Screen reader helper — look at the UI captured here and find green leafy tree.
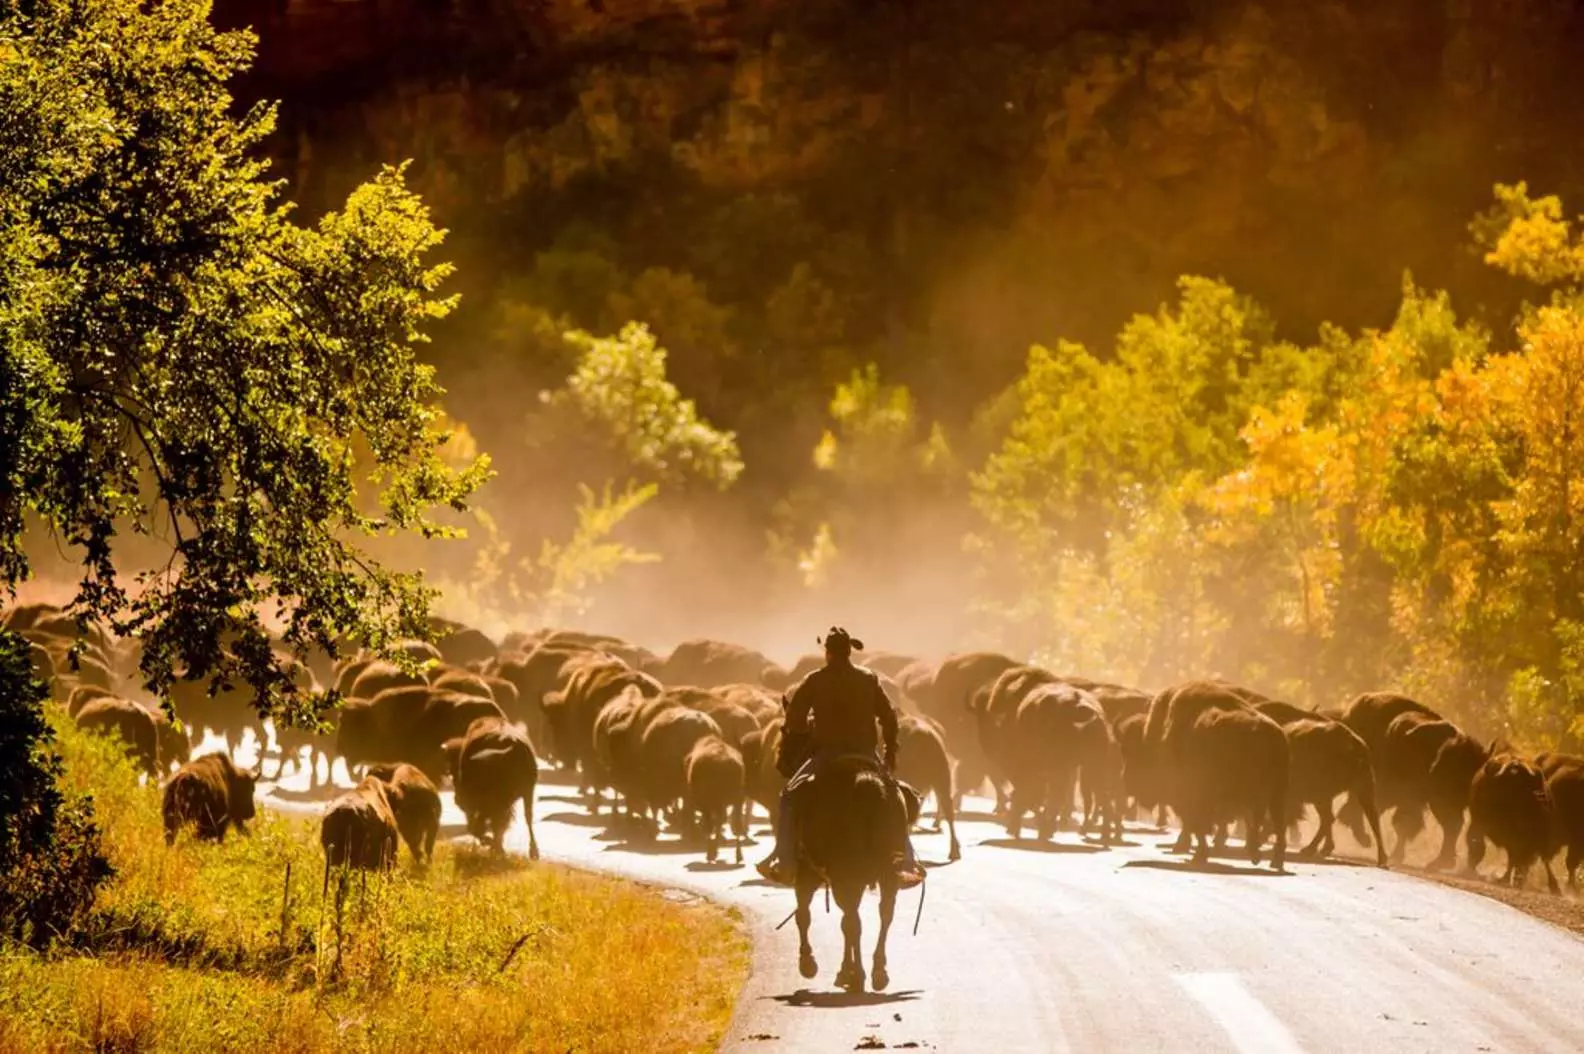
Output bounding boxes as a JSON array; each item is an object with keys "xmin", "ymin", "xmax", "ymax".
[
  {"xmin": 0, "ymin": 630, "xmax": 112, "ymax": 948},
  {"xmin": 547, "ymin": 322, "xmax": 744, "ymax": 490},
  {"xmin": 1, "ymin": 0, "xmax": 489, "ymax": 713}
]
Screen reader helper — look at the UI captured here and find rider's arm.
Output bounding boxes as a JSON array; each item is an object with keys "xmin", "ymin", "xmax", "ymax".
[
  {"xmin": 784, "ymin": 684, "xmax": 812, "ymax": 734},
  {"xmin": 873, "ymin": 679, "xmax": 900, "ymax": 769}
]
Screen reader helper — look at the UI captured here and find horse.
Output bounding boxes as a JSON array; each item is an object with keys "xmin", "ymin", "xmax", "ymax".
[{"xmin": 777, "ymin": 723, "xmax": 916, "ymax": 993}]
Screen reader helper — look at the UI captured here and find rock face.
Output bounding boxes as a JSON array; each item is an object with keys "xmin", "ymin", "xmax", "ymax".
[{"xmin": 216, "ymin": 0, "xmax": 1584, "ymax": 351}]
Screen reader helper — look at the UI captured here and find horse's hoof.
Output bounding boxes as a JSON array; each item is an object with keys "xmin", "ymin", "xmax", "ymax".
[
  {"xmin": 799, "ymin": 953, "xmax": 818, "ymax": 980},
  {"xmin": 837, "ymin": 967, "xmax": 864, "ymax": 993},
  {"xmin": 872, "ymin": 965, "xmax": 890, "ymax": 991}
]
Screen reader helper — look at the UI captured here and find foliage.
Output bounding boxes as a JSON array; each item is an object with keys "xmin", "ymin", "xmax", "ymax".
[
  {"xmin": 551, "ymin": 322, "xmax": 743, "ymax": 490},
  {"xmin": 969, "ymin": 210, "xmax": 1584, "ymax": 742},
  {"xmin": 0, "ymin": 0, "xmax": 489, "ymax": 720},
  {"xmin": 0, "ymin": 716, "xmax": 747, "ymax": 1053},
  {"xmin": 0, "ymin": 630, "xmax": 111, "ymax": 949}
]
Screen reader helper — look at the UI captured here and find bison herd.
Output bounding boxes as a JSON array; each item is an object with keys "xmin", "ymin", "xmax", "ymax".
[{"xmin": 10, "ymin": 596, "xmax": 1584, "ymax": 897}]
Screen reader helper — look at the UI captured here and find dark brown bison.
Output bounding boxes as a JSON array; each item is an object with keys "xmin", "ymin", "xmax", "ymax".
[
  {"xmin": 435, "ymin": 626, "xmax": 498, "ymax": 669},
  {"xmin": 162, "ymin": 753, "xmax": 259, "ymax": 844},
  {"xmin": 684, "ymin": 735, "xmax": 747, "ymax": 864},
  {"xmin": 971, "ymin": 665, "xmax": 1060, "ymax": 814},
  {"xmin": 1542, "ymin": 754, "xmax": 1584, "ymax": 888},
  {"xmin": 76, "ymin": 697, "xmax": 191, "ymax": 777},
  {"xmin": 1339, "ymin": 691, "xmax": 1442, "ymax": 756},
  {"xmin": 1377, "ymin": 710, "xmax": 1487, "ymax": 868},
  {"xmin": 907, "ymin": 651, "xmax": 1022, "ymax": 803},
  {"xmin": 1280, "ymin": 718, "xmax": 1387, "ymax": 866},
  {"xmin": 321, "ymin": 777, "xmax": 400, "ymax": 890},
  {"xmin": 897, "ymin": 714, "xmax": 960, "ymax": 860},
  {"xmin": 740, "ymin": 716, "xmax": 787, "ymax": 824},
  {"xmin": 637, "ymin": 704, "xmax": 724, "ymax": 826},
  {"xmin": 364, "ymin": 762, "xmax": 442, "ymax": 864},
  {"xmin": 1115, "ymin": 712, "xmax": 1164, "ymax": 823},
  {"xmin": 590, "ymin": 685, "xmax": 654, "ymax": 815},
  {"xmin": 1005, "ymin": 683, "xmax": 1120, "ymax": 844},
  {"xmin": 349, "ymin": 660, "xmax": 428, "ymax": 702},
  {"xmin": 492, "ymin": 642, "xmax": 609, "ymax": 753},
  {"xmin": 429, "ymin": 667, "xmax": 494, "ymax": 700},
  {"xmin": 335, "ymin": 686, "xmax": 503, "ymax": 783},
  {"xmin": 1467, "ymin": 751, "xmax": 1559, "ymax": 892},
  {"xmin": 655, "ymin": 639, "xmax": 783, "ymax": 689},
  {"xmin": 543, "ymin": 659, "xmax": 661, "ymax": 777},
  {"xmin": 1145, "ymin": 682, "xmax": 1288, "ymax": 870},
  {"xmin": 445, "ymin": 717, "xmax": 541, "ymax": 860}
]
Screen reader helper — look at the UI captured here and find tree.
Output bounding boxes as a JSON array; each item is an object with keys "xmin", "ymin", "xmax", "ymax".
[
  {"xmin": 547, "ymin": 322, "xmax": 744, "ymax": 491},
  {"xmin": 1, "ymin": 0, "xmax": 489, "ymax": 716},
  {"xmin": 0, "ymin": 630, "xmax": 112, "ymax": 948}
]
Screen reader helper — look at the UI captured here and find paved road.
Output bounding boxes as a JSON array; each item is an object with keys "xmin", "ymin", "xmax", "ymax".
[{"xmin": 248, "ymin": 745, "xmax": 1584, "ymax": 1054}]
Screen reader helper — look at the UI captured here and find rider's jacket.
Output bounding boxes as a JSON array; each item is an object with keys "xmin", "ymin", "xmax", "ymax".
[{"xmin": 784, "ymin": 659, "xmax": 900, "ymax": 764}]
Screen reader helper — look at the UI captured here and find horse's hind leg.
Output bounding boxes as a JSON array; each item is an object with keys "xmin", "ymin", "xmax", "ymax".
[
  {"xmin": 835, "ymin": 886, "xmax": 865, "ymax": 993},
  {"xmin": 795, "ymin": 871, "xmax": 819, "ymax": 980},
  {"xmin": 872, "ymin": 880, "xmax": 897, "ymax": 991}
]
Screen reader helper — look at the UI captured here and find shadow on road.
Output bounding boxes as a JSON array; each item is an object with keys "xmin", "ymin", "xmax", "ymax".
[
  {"xmin": 602, "ymin": 837, "xmax": 701, "ymax": 857},
  {"xmin": 685, "ymin": 860, "xmax": 746, "ymax": 874},
  {"xmin": 768, "ymin": 988, "xmax": 923, "ymax": 1010},
  {"xmin": 266, "ymin": 786, "xmax": 341, "ymax": 804},
  {"xmin": 541, "ymin": 810, "xmax": 610, "ymax": 828},
  {"xmin": 1122, "ymin": 858, "xmax": 1291, "ymax": 878},
  {"xmin": 978, "ymin": 838, "xmax": 1108, "ymax": 855}
]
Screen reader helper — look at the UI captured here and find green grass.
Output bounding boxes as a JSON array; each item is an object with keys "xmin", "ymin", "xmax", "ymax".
[{"xmin": 0, "ymin": 718, "xmax": 749, "ymax": 1053}]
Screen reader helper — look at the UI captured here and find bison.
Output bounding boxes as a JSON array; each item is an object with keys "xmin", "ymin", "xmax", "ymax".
[
  {"xmin": 162, "ymin": 753, "xmax": 259, "ymax": 844},
  {"xmin": 76, "ymin": 697, "xmax": 190, "ymax": 777},
  {"xmin": 897, "ymin": 714, "xmax": 961, "ymax": 860},
  {"xmin": 684, "ymin": 735, "xmax": 747, "ymax": 864},
  {"xmin": 1145, "ymin": 682, "xmax": 1288, "ymax": 870},
  {"xmin": 1377, "ymin": 710, "xmax": 1487, "ymax": 868},
  {"xmin": 321, "ymin": 777, "xmax": 400, "ymax": 890},
  {"xmin": 445, "ymin": 718, "xmax": 541, "ymax": 860},
  {"xmin": 1468, "ymin": 750, "xmax": 1559, "ymax": 892},
  {"xmin": 364, "ymin": 762, "xmax": 442, "ymax": 864},
  {"xmin": 1005, "ymin": 683, "xmax": 1121, "ymax": 845}
]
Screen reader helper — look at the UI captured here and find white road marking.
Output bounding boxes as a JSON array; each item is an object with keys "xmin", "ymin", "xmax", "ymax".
[{"xmin": 1175, "ymin": 972, "xmax": 1305, "ymax": 1054}]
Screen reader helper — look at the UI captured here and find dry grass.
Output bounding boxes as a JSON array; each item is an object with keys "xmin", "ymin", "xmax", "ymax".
[{"xmin": 0, "ymin": 719, "xmax": 749, "ymax": 1054}]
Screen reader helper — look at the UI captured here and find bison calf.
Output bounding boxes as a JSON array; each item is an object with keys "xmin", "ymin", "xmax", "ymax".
[{"xmin": 162, "ymin": 753, "xmax": 258, "ymax": 844}]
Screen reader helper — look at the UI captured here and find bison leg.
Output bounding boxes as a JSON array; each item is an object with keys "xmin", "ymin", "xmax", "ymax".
[
  {"xmin": 795, "ymin": 870, "xmax": 819, "ymax": 980},
  {"xmin": 523, "ymin": 796, "xmax": 541, "ymax": 862},
  {"xmin": 941, "ymin": 783, "xmax": 962, "ymax": 862},
  {"xmin": 872, "ymin": 878, "xmax": 897, "ymax": 991},
  {"xmin": 1389, "ymin": 802, "xmax": 1426, "ymax": 865},
  {"xmin": 1464, "ymin": 821, "xmax": 1488, "ymax": 878},
  {"xmin": 1567, "ymin": 845, "xmax": 1583, "ymax": 890},
  {"xmin": 1540, "ymin": 854, "xmax": 1561, "ymax": 894},
  {"xmin": 1429, "ymin": 803, "xmax": 1465, "ymax": 871},
  {"xmin": 1336, "ymin": 793, "xmax": 1373, "ymax": 847},
  {"xmin": 1300, "ymin": 800, "xmax": 1329, "ymax": 859},
  {"xmin": 705, "ymin": 808, "xmax": 719, "ymax": 864}
]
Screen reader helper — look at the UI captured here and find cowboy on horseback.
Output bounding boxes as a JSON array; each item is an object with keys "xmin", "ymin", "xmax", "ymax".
[{"xmin": 756, "ymin": 626, "xmax": 926, "ymax": 890}]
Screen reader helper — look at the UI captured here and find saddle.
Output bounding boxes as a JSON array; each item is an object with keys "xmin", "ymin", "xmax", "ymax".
[{"xmin": 785, "ymin": 753, "xmax": 923, "ymax": 820}]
